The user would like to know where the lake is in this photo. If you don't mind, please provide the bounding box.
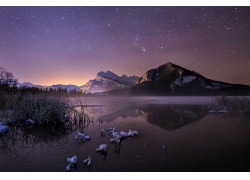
[0,96,250,172]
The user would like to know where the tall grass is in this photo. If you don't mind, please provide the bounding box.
[0,91,88,125]
[211,96,250,114]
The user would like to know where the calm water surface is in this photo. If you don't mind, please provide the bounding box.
[0,96,250,172]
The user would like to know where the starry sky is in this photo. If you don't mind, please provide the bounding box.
[1,6,250,86]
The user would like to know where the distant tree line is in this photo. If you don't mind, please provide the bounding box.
[18,86,86,96]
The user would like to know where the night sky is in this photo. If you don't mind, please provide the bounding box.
[1,6,250,86]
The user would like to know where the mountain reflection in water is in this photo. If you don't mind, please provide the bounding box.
[136,105,208,131]
[85,105,208,131]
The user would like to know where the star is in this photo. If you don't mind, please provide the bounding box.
[0,6,249,86]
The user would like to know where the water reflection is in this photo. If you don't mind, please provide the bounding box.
[84,104,208,131]
[136,105,208,131]
[96,106,138,122]
[0,112,92,165]
[0,126,67,164]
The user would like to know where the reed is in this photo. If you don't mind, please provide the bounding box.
[0,91,86,125]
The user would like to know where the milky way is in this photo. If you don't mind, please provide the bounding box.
[0,6,250,86]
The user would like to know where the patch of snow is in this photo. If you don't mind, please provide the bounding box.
[212,82,232,88]
[26,119,35,125]
[209,109,228,113]
[67,155,77,164]
[83,156,91,166]
[174,75,196,86]
[0,124,9,134]
[96,144,107,152]
[182,76,196,83]
[202,85,214,89]
[201,80,232,89]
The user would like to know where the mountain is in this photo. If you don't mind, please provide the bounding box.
[107,62,250,96]
[80,71,139,93]
[50,84,80,92]
[18,82,80,92]
[17,82,45,88]
[17,71,139,93]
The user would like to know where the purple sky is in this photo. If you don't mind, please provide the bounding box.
[1,6,250,86]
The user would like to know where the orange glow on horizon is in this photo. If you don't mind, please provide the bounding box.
[18,76,91,87]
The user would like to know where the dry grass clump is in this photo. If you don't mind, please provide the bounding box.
[0,92,73,125]
[211,96,250,114]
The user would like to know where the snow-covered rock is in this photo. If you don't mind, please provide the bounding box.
[96,144,107,152]
[100,128,105,136]
[0,124,9,134]
[83,156,91,166]
[107,127,115,135]
[128,130,138,136]
[66,164,71,171]
[109,129,139,143]
[76,132,85,139]
[26,119,35,125]
[84,135,91,140]
[67,155,77,164]
[76,132,91,141]
[120,130,129,138]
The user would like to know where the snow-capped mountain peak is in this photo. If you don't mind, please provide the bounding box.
[17,82,45,88]
[50,84,80,91]
[80,71,139,93]
[96,71,121,82]
[17,82,80,92]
